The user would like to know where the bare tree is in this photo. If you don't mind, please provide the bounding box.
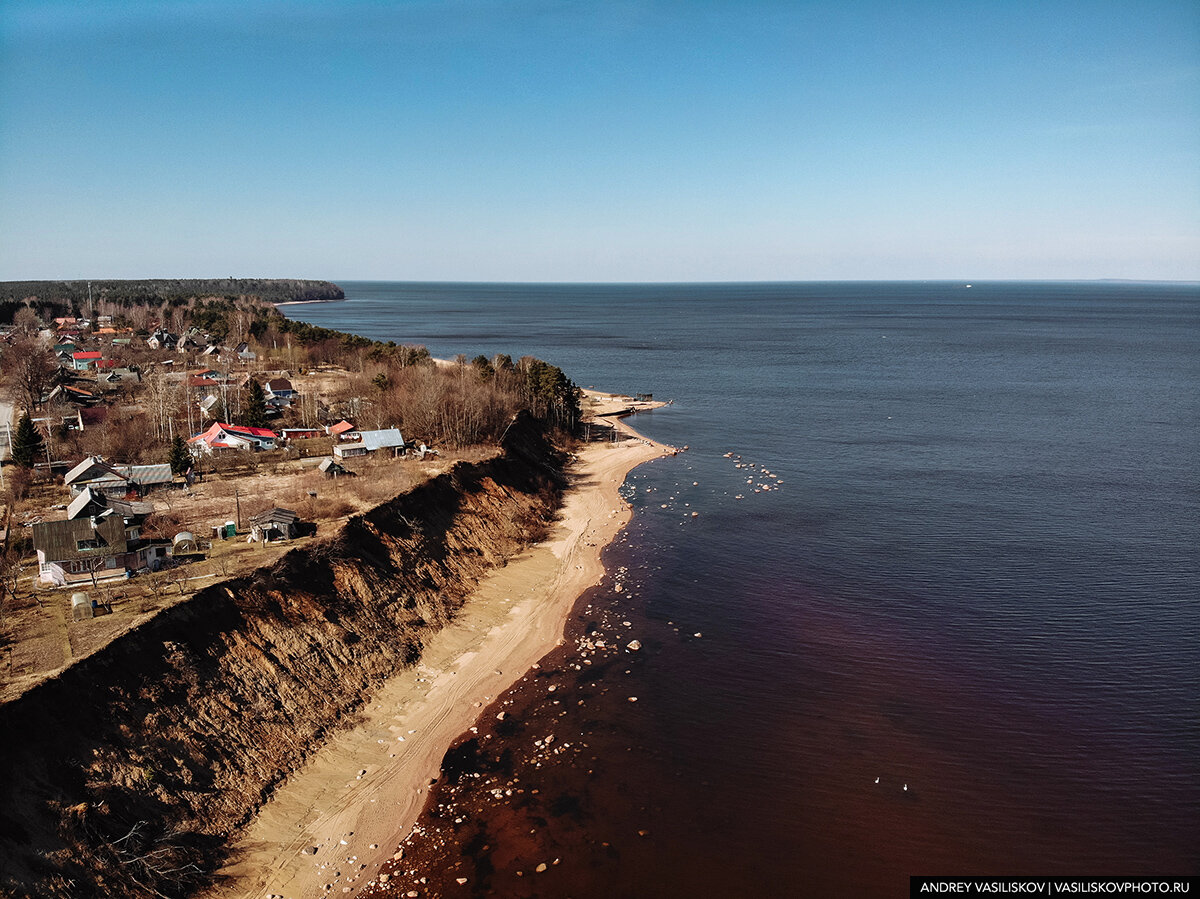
[142,367,184,442]
[3,335,58,411]
[12,305,42,336]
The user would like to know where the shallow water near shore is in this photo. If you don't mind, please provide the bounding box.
[286,281,1200,895]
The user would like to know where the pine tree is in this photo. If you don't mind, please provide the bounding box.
[168,434,191,476]
[244,380,268,428]
[11,412,45,469]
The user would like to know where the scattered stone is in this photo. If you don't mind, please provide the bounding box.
[627,640,642,651]
[628,696,638,702]
[536,862,548,873]
[456,877,468,884]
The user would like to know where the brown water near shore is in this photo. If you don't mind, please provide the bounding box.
[357,548,1196,899]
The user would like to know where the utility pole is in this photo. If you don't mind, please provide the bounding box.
[235,487,242,531]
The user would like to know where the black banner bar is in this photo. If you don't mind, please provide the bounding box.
[912,877,1200,898]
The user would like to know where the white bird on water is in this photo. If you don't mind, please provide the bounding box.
[874,777,880,784]
[904,784,909,792]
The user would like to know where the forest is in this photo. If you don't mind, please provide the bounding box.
[0,278,344,314]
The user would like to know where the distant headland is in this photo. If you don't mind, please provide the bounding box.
[0,278,344,306]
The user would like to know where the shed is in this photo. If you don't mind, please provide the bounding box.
[250,507,300,541]
[318,457,353,477]
[172,531,199,554]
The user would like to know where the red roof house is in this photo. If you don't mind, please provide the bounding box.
[188,423,278,453]
[72,351,103,371]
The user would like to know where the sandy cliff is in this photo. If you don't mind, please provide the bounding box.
[0,413,564,899]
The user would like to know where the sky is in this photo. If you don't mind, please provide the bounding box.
[1,0,1197,282]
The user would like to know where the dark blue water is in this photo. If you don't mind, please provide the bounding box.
[285,282,1200,893]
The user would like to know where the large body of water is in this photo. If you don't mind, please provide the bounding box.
[284,282,1199,896]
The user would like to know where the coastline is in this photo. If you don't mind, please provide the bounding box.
[214,408,674,899]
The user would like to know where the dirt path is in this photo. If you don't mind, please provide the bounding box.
[212,426,674,899]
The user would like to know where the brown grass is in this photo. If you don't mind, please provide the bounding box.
[0,446,498,703]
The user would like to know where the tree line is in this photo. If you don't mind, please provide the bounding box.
[0,278,344,312]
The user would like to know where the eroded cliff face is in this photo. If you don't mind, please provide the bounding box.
[0,413,565,899]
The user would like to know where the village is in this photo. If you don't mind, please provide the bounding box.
[0,306,493,703]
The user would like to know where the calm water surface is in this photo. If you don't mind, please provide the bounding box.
[286,282,1199,894]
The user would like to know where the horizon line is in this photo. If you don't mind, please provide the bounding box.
[4,277,1199,287]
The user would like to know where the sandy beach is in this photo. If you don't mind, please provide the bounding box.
[212,402,672,899]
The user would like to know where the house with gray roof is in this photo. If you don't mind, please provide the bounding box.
[332,428,405,459]
[64,457,175,498]
[32,513,164,586]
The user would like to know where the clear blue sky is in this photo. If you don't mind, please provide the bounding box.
[1,0,1197,282]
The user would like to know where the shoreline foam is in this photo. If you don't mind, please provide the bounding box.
[214,412,674,899]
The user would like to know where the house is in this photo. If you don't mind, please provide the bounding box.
[249,507,301,541]
[97,368,141,390]
[147,329,178,350]
[116,463,174,494]
[187,375,220,392]
[178,328,205,351]
[188,422,278,453]
[235,342,257,362]
[332,428,405,459]
[64,456,175,497]
[32,512,164,586]
[326,420,356,438]
[47,384,101,406]
[72,351,103,371]
[265,378,295,401]
[68,486,153,523]
[64,456,128,495]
